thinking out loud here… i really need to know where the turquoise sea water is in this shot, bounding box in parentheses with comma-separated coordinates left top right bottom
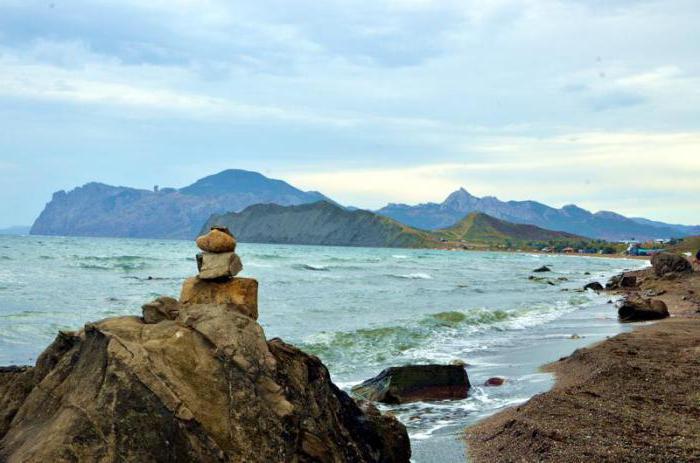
(0, 235, 648, 461)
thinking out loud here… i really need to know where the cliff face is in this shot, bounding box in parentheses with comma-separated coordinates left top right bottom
(30, 170, 330, 239)
(204, 201, 433, 248)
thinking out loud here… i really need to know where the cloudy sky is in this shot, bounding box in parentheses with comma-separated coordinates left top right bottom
(1, 0, 699, 227)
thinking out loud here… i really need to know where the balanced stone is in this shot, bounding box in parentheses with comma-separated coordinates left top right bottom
(196, 251, 243, 280)
(195, 227, 236, 253)
(180, 277, 258, 320)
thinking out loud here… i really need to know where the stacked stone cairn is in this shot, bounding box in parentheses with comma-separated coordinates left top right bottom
(178, 226, 259, 320)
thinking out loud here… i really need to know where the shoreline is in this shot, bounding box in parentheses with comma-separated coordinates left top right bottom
(465, 262, 700, 462)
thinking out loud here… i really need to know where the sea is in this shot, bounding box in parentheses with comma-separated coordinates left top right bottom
(0, 235, 648, 462)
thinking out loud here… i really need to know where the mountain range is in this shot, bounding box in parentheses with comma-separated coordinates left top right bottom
(377, 188, 700, 241)
(30, 168, 698, 242)
(205, 201, 598, 250)
(30, 170, 329, 239)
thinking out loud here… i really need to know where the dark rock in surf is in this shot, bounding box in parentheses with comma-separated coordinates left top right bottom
(484, 377, 505, 387)
(352, 365, 470, 404)
(584, 282, 604, 292)
(533, 265, 551, 273)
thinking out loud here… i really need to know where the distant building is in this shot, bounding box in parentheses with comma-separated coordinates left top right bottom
(562, 247, 576, 254)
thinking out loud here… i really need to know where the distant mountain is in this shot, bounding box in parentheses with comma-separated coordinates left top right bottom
(203, 201, 433, 248)
(439, 212, 583, 244)
(0, 225, 30, 236)
(202, 202, 598, 249)
(30, 170, 332, 239)
(377, 188, 697, 241)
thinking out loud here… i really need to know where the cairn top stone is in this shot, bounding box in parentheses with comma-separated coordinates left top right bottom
(196, 227, 236, 253)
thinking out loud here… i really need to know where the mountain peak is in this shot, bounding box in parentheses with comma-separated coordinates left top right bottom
(442, 188, 478, 210)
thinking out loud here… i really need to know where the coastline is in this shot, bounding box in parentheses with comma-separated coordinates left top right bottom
(465, 263, 700, 462)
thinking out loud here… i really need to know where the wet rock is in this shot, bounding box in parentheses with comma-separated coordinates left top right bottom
(617, 297, 669, 322)
(584, 282, 604, 292)
(195, 227, 236, 253)
(651, 252, 692, 276)
(196, 252, 243, 280)
(180, 277, 258, 320)
(0, 306, 409, 462)
(352, 365, 470, 404)
(533, 265, 551, 273)
(141, 296, 180, 324)
(484, 377, 505, 386)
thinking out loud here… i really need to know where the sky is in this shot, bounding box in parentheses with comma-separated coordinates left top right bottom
(1, 0, 699, 227)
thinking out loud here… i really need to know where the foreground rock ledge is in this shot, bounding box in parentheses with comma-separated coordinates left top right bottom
(0, 305, 410, 462)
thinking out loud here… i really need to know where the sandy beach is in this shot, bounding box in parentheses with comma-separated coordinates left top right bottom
(466, 261, 700, 462)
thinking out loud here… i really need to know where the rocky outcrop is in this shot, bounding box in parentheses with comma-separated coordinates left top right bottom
(0, 233, 410, 462)
(352, 365, 470, 404)
(651, 252, 692, 277)
(617, 297, 670, 322)
(533, 265, 552, 273)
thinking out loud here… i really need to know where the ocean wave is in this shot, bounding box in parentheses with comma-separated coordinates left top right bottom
(72, 255, 150, 271)
(0, 256, 11, 260)
(390, 273, 432, 280)
(293, 263, 329, 271)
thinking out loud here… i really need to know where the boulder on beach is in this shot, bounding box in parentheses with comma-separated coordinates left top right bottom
(584, 282, 604, 292)
(617, 297, 669, 322)
(606, 274, 637, 289)
(196, 227, 237, 253)
(651, 252, 692, 277)
(352, 365, 470, 404)
(0, 305, 410, 463)
(533, 265, 551, 273)
(180, 276, 258, 319)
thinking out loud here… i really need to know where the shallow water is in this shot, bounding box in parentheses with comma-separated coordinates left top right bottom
(0, 235, 647, 461)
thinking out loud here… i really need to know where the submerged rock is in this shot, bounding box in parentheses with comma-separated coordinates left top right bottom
(0, 305, 409, 462)
(617, 297, 669, 322)
(484, 377, 505, 387)
(651, 252, 692, 277)
(352, 365, 470, 404)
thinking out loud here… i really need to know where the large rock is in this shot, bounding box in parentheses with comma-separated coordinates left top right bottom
(352, 364, 470, 404)
(0, 305, 410, 462)
(651, 252, 692, 276)
(196, 252, 243, 280)
(196, 227, 237, 253)
(617, 297, 670, 322)
(533, 265, 551, 273)
(180, 277, 258, 320)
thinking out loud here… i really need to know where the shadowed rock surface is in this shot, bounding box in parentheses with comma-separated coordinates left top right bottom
(352, 365, 470, 404)
(617, 297, 670, 322)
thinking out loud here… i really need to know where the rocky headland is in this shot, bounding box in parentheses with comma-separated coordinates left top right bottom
(0, 228, 410, 462)
(465, 253, 700, 462)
